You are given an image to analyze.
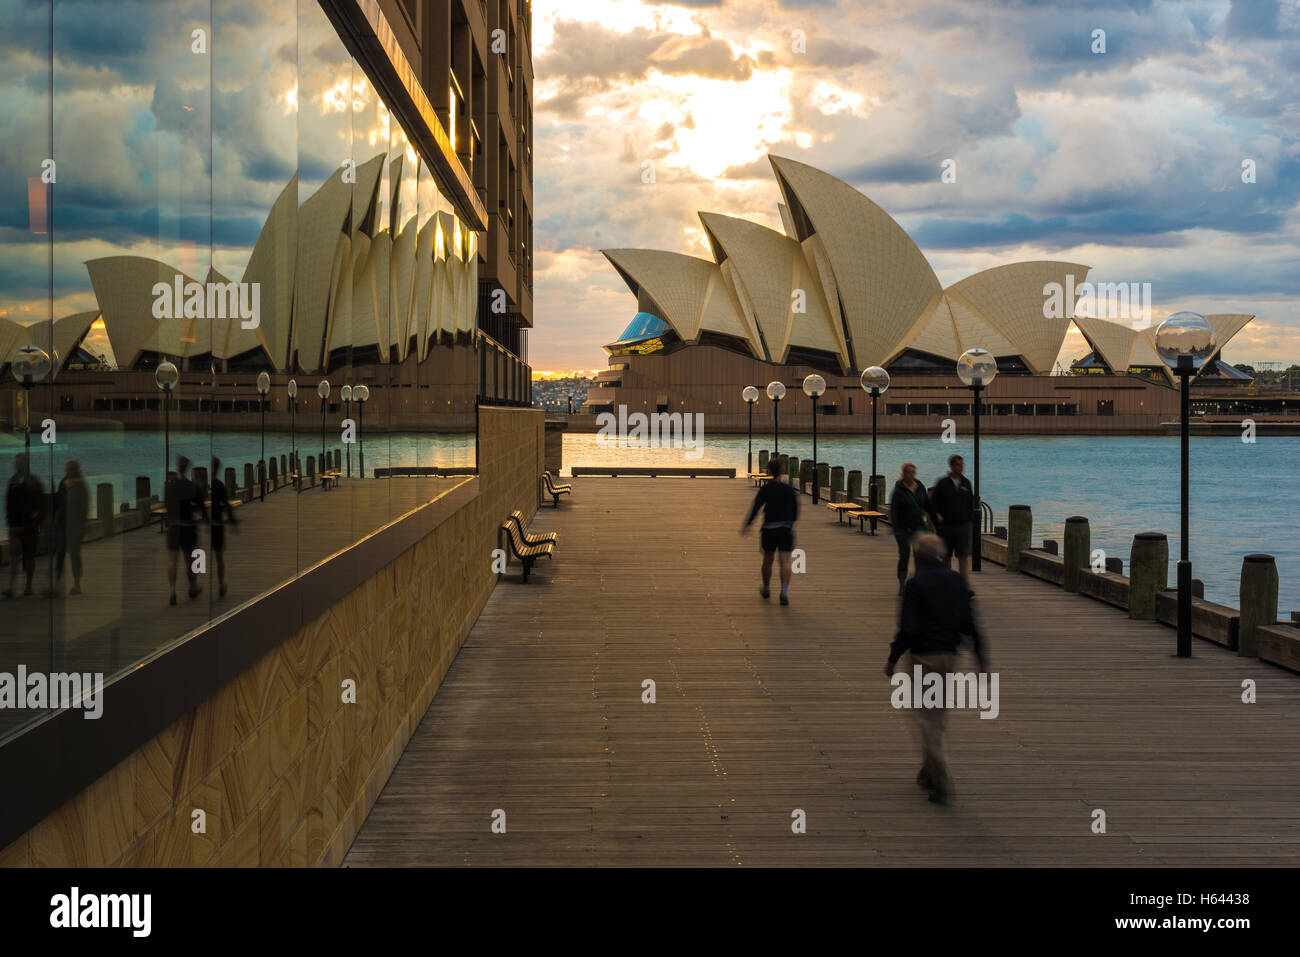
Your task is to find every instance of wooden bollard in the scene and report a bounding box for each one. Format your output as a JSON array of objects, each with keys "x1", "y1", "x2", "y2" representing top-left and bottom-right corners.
[
  {"x1": 334, "y1": 448, "x2": 342, "y2": 470},
  {"x1": 783, "y1": 455, "x2": 796, "y2": 483},
  {"x1": 869, "y1": 475, "x2": 886, "y2": 510},
  {"x1": 306, "y1": 456, "x2": 316, "y2": 486},
  {"x1": 224, "y1": 468, "x2": 237, "y2": 497},
  {"x1": 758, "y1": 449, "x2": 769, "y2": 470},
  {"x1": 1106, "y1": 556, "x2": 1123, "y2": 574},
  {"x1": 243, "y1": 463, "x2": 255, "y2": 497},
  {"x1": 816, "y1": 462, "x2": 830, "y2": 497},
  {"x1": 1006, "y1": 505, "x2": 1032, "y2": 572},
  {"x1": 847, "y1": 470, "x2": 862, "y2": 500},
  {"x1": 1192, "y1": 579, "x2": 1205, "y2": 599},
  {"x1": 994, "y1": 525, "x2": 1007, "y2": 539},
  {"x1": 135, "y1": 476, "x2": 151, "y2": 517},
  {"x1": 799, "y1": 460, "x2": 812, "y2": 494},
  {"x1": 96, "y1": 483, "x2": 114, "y2": 537},
  {"x1": 193, "y1": 466, "x2": 208, "y2": 499},
  {"x1": 257, "y1": 461, "x2": 266, "y2": 496},
  {"x1": 1238, "y1": 554, "x2": 1278, "y2": 657},
  {"x1": 280, "y1": 454, "x2": 288, "y2": 481},
  {"x1": 1042, "y1": 539, "x2": 1059, "y2": 555},
  {"x1": 1063, "y1": 516, "x2": 1089, "y2": 592},
  {"x1": 1128, "y1": 532, "x2": 1168, "y2": 620},
  {"x1": 830, "y1": 466, "x2": 845, "y2": 497},
  {"x1": 268, "y1": 457, "x2": 278, "y2": 488}
]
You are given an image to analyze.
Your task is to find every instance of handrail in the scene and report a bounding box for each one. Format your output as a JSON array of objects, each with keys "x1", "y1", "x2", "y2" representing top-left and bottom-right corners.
[{"x1": 980, "y1": 499, "x2": 994, "y2": 533}]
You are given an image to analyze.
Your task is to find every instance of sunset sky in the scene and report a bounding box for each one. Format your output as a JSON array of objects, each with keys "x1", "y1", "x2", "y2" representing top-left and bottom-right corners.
[{"x1": 527, "y1": 0, "x2": 1300, "y2": 374}]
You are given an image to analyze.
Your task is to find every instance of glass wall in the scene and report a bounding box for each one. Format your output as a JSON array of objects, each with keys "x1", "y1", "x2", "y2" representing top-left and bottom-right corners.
[{"x1": 0, "y1": 0, "x2": 480, "y2": 747}]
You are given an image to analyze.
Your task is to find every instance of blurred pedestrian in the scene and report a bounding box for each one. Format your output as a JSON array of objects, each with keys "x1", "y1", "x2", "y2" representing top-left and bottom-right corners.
[
  {"x1": 209, "y1": 457, "x2": 237, "y2": 598},
  {"x1": 928, "y1": 453, "x2": 974, "y2": 584},
  {"x1": 4, "y1": 453, "x2": 46, "y2": 599},
  {"x1": 164, "y1": 455, "x2": 206, "y2": 605},
  {"x1": 741, "y1": 457, "x2": 800, "y2": 605},
  {"x1": 52, "y1": 459, "x2": 88, "y2": 595},
  {"x1": 889, "y1": 461, "x2": 931, "y2": 594}
]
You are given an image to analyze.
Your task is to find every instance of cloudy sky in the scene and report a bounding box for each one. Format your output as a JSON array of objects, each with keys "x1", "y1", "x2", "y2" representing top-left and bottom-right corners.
[{"x1": 527, "y1": 0, "x2": 1300, "y2": 373}]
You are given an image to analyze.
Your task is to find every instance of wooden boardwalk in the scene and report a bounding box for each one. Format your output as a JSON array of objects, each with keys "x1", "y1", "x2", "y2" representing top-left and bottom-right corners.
[{"x1": 345, "y1": 478, "x2": 1300, "y2": 866}]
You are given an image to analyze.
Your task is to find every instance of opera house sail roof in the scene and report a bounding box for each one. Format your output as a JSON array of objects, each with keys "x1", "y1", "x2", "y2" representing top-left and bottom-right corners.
[{"x1": 601, "y1": 154, "x2": 1253, "y2": 381}]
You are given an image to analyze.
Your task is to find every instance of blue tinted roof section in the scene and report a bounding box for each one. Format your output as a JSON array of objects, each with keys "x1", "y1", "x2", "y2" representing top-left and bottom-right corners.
[{"x1": 616, "y1": 312, "x2": 670, "y2": 343}]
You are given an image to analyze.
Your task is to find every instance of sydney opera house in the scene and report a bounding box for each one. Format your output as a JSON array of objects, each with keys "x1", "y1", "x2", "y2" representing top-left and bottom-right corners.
[{"x1": 592, "y1": 155, "x2": 1260, "y2": 433}]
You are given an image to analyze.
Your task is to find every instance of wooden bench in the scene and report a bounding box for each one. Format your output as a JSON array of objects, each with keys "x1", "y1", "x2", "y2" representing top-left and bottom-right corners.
[
  {"x1": 500, "y1": 515, "x2": 555, "y2": 582},
  {"x1": 851, "y1": 509, "x2": 887, "y2": 535},
  {"x1": 508, "y1": 510, "x2": 558, "y2": 545},
  {"x1": 543, "y1": 470, "x2": 571, "y2": 508},
  {"x1": 826, "y1": 502, "x2": 860, "y2": 524},
  {"x1": 321, "y1": 470, "x2": 342, "y2": 491},
  {"x1": 749, "y1": 472, "x2": 772, "y2": 487}
]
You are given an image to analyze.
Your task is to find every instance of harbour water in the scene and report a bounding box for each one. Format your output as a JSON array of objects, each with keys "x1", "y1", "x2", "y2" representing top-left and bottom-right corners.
[{"x1": 562, "y1": 431, "x2": 1300, "y2": 614}]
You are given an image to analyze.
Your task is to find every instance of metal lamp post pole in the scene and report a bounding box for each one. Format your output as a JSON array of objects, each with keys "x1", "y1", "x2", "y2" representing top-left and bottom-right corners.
[
  {"x1": 972, "y1": 383, "x2": 983, "y2": 573},
  {"x1": 773, "y1": 397, "x2": 780, "y2": 457},
  {"x1": 1177, "y1": 356, "x2": 1192, "y2": 658},
  {"x1": 811, "y1": 397, "x2": 819, "y2": 504},
  {"x1": 870, "y1": 389, "x2": 879, "y2": 508},
  {"x1": 747, "y1": 402, "x2": 754, "y2": 475}
]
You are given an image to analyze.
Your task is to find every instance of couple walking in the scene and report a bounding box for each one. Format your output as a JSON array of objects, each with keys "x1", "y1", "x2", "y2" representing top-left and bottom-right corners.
[{"x1": 889, "y1": 454, "x2": 975, "y2": 593}]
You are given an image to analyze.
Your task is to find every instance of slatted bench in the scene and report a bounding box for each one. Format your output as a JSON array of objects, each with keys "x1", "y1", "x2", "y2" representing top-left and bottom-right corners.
[
  {"x1": 543, "y1": 470, "x2": 572, "y2": 508},
  {"x1": 826, "y1": 502, "x2": 860, "y2": 524},
  {"x1": 508, "y1": 510, "x2": 558, "y2": 545},
  {"x1": 321, "y1": 470, "x2": 342, "y2": 491},
  {"x1": 500, "y1": 514, "x2": 555, "y2": 582},
  {"x1": 851, "y1": 509, "x2": 887, "y2": 535}
]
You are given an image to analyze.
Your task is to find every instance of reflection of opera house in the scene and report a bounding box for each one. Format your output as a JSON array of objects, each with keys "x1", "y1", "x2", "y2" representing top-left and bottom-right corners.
[
  {"x1": 1, "y1": 154, "x2": 527, "y2": 432},
  {"x1": 591, "y1": 154, "x2": 1269, "y2": 433}
]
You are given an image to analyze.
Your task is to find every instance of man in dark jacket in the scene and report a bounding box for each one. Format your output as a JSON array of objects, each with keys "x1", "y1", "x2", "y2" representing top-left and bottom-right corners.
[
  {"x1": 884, "y1": 533, "x2": 988, "y2": 804},
  {"x1": 928, "y1": 453, "x2": 975, "y2": 583},
  {"x1": 4, "y1": 453, "x2": 47, "y2": 598},
  {"x1": 741, "y1": 458, "x2": 799, "y2": 605}
]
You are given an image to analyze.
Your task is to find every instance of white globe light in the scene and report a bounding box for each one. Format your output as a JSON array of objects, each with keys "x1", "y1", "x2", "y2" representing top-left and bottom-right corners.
[
  {"x1": 256, "y1": 371, "x2": 270, "y2": 395},
  {"x1": 154, "y1": 360, "x2": 179, "y2": 392},
  {"x1": 317, "y1": 379, "x2": 330, "y2": 399},
  {"x1": 341, "y1": 384, "x2": 352, "y2": 402},
  {"x1": 742, "y1": 385, "x2": 760, "y2": 404},
  {"x1": 355, "y1": 384, "x2": 370, "y2": 402},
  {"x1": 1155, "y1": 311, "x2": 1217, "y2": 370},
  {"x1": 287, "y1": 378, "x2": 297, "y2": 399},
  {"x1": 802, "y1": 373, "x2": 826, "y2": 398},
  {"x1": 860, "y1": 366, "x2": 890, "y2": 395},
  {"x1": 10, "y1": 345, "x2": 52, "y2": 385},
  {"x1": 766, "y1": 380, "x2": 786, "y2": 400},
  {"x1": 957, "y1": 348, "x2": 998, "y2": 388}
]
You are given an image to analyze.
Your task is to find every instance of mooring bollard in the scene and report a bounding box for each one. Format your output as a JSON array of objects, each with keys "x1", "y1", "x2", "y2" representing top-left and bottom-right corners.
[
  {"x1": 798, "y1": 460, "x2": 812, "y2": 494},
  {"x1": 243, "y1": 463, "x2": 255, "y2": 498},
  {"x1": 759, "y1": 449, "x2": 769, "y2": 470},
  {"x1": 830, "y1": 466, "x2": 845, "y2": 499},
  {"x1": 847, "y1": 469, "x2": 862, "y2": 501},
  {"x1": 269, "y1": 457, "x2": 278, "y2": 488},
  {"x1": 224, "y1": 468, "x2": 238, "y2": 499},
  {"x1": 1106, "y1": 556, "x2": 1123, "y2": 574},
  {"x1": 135, "y1": 476, "x2": 151, "y2": 518},
  {"x1": 1042, "y1": 539, "x2": 1059, "y2": 555},
  {"x1": 1063, "y1": 516, "x2": 1089, "y2": 592},
  {"x1": 1239, "y1": 554, "x2": 1279, "y2": 658},
  {"x1": 816, "y1": 462, "x2": 830, "y2": 497},
  {"x1": 784, "y1": 455, "x2": 797, "y2": 484},
  {"x1": 1192, "y1": 579, "x2": 1204, "y2": 599},
  {"x1": 869, "y1": 474, "x2": 886, "y2": 511},
  {"x1": 280, "y1": 454, "x2": 288, "y2": 481},
  {"x1": 193, "y1": 466, "x2": 208, "y2": 499},
  {"x1": 1006, "y1": 505, "x2": 1032, "y2": 572},
  {"x1": 1129, "y1": 532, "x2": 1168, "y2": 620},
  {"x1": 306, "y1": 456, "x2": 316, "y2": 486},
  {"x1": 96, "y1": 483, "x2": 114, "y2": 538}
]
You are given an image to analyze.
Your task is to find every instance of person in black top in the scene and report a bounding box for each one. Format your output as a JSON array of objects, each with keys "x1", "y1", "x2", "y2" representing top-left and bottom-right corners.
[
  {"x1": 4, "y1": 453, "x2": 46, "y2": 599},
  {"x1": 164, "y1": 455, "x2": 207, "y2": 605},
  {"x1": 884, "y1": 533, "x2": 988, "y2": 804},
  {"x1": 209, "y1": 457, "x2": 238, "y2": 598},
  {"x1": 928, "y1": 453, "x2": 975, "y2": 583},
  {"x1": 888, "y1": 461, "x2": 930, "y2": 594},
  {"x1": 741, "y1": 458, "x2": 799, "y2": 605},
  {"x1": 52, "y1": 459, "x2": 89, "y2": 596}
]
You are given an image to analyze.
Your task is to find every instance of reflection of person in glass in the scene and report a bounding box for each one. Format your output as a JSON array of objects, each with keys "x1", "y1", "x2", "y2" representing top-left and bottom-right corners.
[
  {"x1": 164, "y1": 455, "x2": 206, "y2": 605},
  {"x1": 209, "y1": 457, "x2": 238, "y2": 598},
  {"x1": 4, "y1": 453, "x2": 47, "y2": 599},
  {"x1": 52, "y1": 459, "x2": 89, "y2": 596}
]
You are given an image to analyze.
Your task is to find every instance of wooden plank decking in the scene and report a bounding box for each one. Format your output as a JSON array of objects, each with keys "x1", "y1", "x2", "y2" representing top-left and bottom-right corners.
[{"x1": 345, "y1": 478, "x2": 1300, "y2": 866}]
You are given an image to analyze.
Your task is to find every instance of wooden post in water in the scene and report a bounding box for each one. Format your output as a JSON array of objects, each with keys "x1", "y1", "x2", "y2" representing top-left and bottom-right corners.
[
  {"x1": 799, "y1": 460, "x2": 812, "y2": 494},
  {"x1": 847, "y1": 470, "x2": 862, "y2": 501},
  {"x1": 758, "y1": 449, "x2": 769, "y2": 471},
  {"x1": 1129, "y1": 532, "x2": 1168, "y2": 620},
  {"x1": 1239, "y1": 554, "x2": 1278, "y2": 658},
  {"x1": 243, "y1": 463, "x2": 255, "y2": 499},
  {"x1": 1063, "y1": 516, "x2": 1089, "y2": 592},
  {"x1": 816, "y1": 462, "x2": 830, "y2": 500},
  {"x1": 1006, "y1": 505, "x2": 1032, "y2": 572},
  {"x1": 830, "y1": 466, "x2": 845, "y2": 500}
]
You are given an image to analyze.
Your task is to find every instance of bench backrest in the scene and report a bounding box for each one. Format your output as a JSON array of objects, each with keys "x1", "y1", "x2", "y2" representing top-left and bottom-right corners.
[{"x1": 503, "y1": 519, "x2": 529, "y2": 553}]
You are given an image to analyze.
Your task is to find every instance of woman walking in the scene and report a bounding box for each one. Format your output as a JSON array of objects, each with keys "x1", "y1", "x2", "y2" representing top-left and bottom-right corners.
[
  {"x1": 53, "y1": 459, "x2": 89, "y2": 595},
  {"x1": 889, "y1": 462, "x2": 930, "y2": 595}
]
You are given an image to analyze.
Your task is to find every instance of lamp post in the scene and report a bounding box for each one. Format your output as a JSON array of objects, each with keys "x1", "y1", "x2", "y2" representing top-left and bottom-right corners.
[
  {"x1": 956, "y1": 348, "x2": 997, "y2": 573},
  {"x1": 341, "y1": 384, "x2": 353, "y2": 478},
  {"x1": 742, "y1": 385, "x2": 759, "y2": 474},
  {"x1": 1155, "y1": 311, "x2": 1217, "y2": 658},
  {"x1": 155, "y1": 360, "x2": 179, "y2": 483},
  {"x1": 354, "y1": 384, "x2": 369, "y2": 478},
  {"x1": 287, "y1": 379, "x2": 298, "y2": 483},
  {"x1": 9, "y1": 345, "x2": 52, "y2": 451},
  {"x1": 256, "y1": 371, "x2": 270, "y2": 501},
  {"x1": 859, "y1": 365, "x2": 890, "y2": 509},
  {"x1": 317, "y1": 379, "x2": 330, "y2": 476},
  {"x1": 766, "y1": 380, "x2": 786, "y2": 458},
  {"x1": 802, "y1": 374, "x2": 826, "y2": 503}
]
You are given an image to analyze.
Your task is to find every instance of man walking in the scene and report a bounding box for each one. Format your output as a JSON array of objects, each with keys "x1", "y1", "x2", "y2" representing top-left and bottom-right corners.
[
  {"x1": 4, "y1": 453, "x2": 46, "y2": 599},
  {"x1": 164, "y1": 455, "x2": 207, "y2": 605},
  {"x1": 884, "y1": 534, "x2": 987, "y2": 805},
  {"x1": 928, "y1": 453, "x2": 975, "y2": 583},
  {"x1": 741, "y1": 458, "x2": 799, "y2": 605}
]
